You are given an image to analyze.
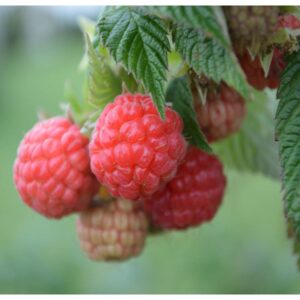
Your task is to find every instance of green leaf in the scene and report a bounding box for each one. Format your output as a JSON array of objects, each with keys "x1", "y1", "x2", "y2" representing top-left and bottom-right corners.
[
  {"x1": 276, "y1": 51, "x2": 300, "y2": 238},
  {"x1": 117, "y1": 66, "x2": 140, "y2": 94},
  {"x1": 86, "y1": 34, "x2": 122, "y2": 109},
  {"x1": 213, "y1": 90, "x2": 280, "y2": 180},
  {"x1": 148, "y1": 6, "x2": 229, "y2": 47},
  {"x1": 97, "y1": 6, "x2": 170, "y2": 118},
  {"x1": 165, "y1": 76, "x2": 211, "y2": 153},
  {"x1": 172, "y1": 23, "x2": 250, "y2": 100}
]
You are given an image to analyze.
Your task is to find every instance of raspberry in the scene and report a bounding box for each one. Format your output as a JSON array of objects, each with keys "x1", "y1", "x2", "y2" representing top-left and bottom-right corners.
[
  {"x1": 237, "y1": 48, "x2": 285, "y2": 90},
  {"x1": 224, "y1": 6, "x2": 279, "y2": 52},
  {"x1": 144, "y1": 147, "x2": 226, "y2": 230},
  {"x1": 77, "y1": 198, "x2": 148, "y2": 261},
  {"x1": 194, "y1": 83, "x2": 247, "y2": 143},
  {"x1": 13, "y1": 117, "x2": 99, "y2": 218},
  {"x1": 89, "y1": 93, "x2": 187, "y2": 201},
  {"x1": 278, "y1": 15, "x2": 300, "y2": 29}
]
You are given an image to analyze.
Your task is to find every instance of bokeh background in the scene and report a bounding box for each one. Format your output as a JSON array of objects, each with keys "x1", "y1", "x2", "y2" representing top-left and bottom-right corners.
[{"x1": 1, "y1": 6, "x2": 300, "y2": 294}]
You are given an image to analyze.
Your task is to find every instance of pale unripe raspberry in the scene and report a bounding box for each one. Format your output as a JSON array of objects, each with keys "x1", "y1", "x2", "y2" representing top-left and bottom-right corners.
[{"x1": 77, "y1": 198, "x2": 148, "y2": 261}]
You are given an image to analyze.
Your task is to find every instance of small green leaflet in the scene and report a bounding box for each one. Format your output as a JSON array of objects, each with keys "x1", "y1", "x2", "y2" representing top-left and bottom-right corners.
[
  {"x1": 165, "y1": 76, "x2": 211, "y2": 153},
  {"x1": 172, "y1": 23, "x2": 250, "y2": 100},
  {"x1": 276, "y1": 51, "x2": 300, "y2": 237},
  {"x1": 97, "y1": 6, "x2": 170, "y2": 118},
  {"x1": 213, "y1": 90, "x2": 280, "y2": 180},
  {"x1": 148, "y1": 6, "x2": 229, "y2": 47},
  {"x1": 86, "y1": 34, "x2": 122, "y2": 109}
]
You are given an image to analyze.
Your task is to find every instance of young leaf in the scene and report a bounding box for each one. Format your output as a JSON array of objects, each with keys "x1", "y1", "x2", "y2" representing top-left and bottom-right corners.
[
  {"x1": 148, "y1": 6, "x2": 229, "y2": 47},
  {"x1": 276, "y1": 51, "x2": 300, "y2": 237},
  {"x1": 97, "y1": 6, "x2": 170, "y2": 118},
  {"x1": 213, "y1": 90, "x2": 280, "y2": 180},
  {"x1": 172, "y1": 23, "x2": 250, "y2": 100},
  {"x1": 165, "y1": 76, "x2": 211, "y2": 153},
  {"x1": 86, "y1": 34, "x2": 122, "y2": 109}
]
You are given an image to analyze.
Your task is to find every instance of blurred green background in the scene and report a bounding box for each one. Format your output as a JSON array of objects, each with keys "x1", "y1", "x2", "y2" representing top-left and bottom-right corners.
[{"x1": 1, "y1": 6, "x2": 300, "y2": 294}]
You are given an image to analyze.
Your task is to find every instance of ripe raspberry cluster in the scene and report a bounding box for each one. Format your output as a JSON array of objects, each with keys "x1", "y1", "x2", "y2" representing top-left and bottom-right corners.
[
  {"x1": 13, "y1": 93, "x2": 228, "y2": 262},
  {"x1": 12, "y1": 7, "x2": 295, "y2": 264}
]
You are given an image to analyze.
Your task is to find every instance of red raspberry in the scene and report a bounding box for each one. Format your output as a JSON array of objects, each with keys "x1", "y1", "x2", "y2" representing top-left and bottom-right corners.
[
  {"x1": 13, "y1": 117, "x2": 99, "y2": 218},
  {"x1": 89, "y1": 93, "x2": 187, "y2": 201},
  {"x1": 194, "y1": 83, "x2": 246, "y2": 143},
  {"x1": 278, "y1": 15, "x2": 300, "y2": 29},
  {"x1": 144, "y1": 147, "x2": 226, "y2": 230},
  {"x1": 237, "y1": 49, "x2": 285, "y2": 90},
  {"x1": 77, "y1": 198, "x2": 148, "y2": 261}
]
